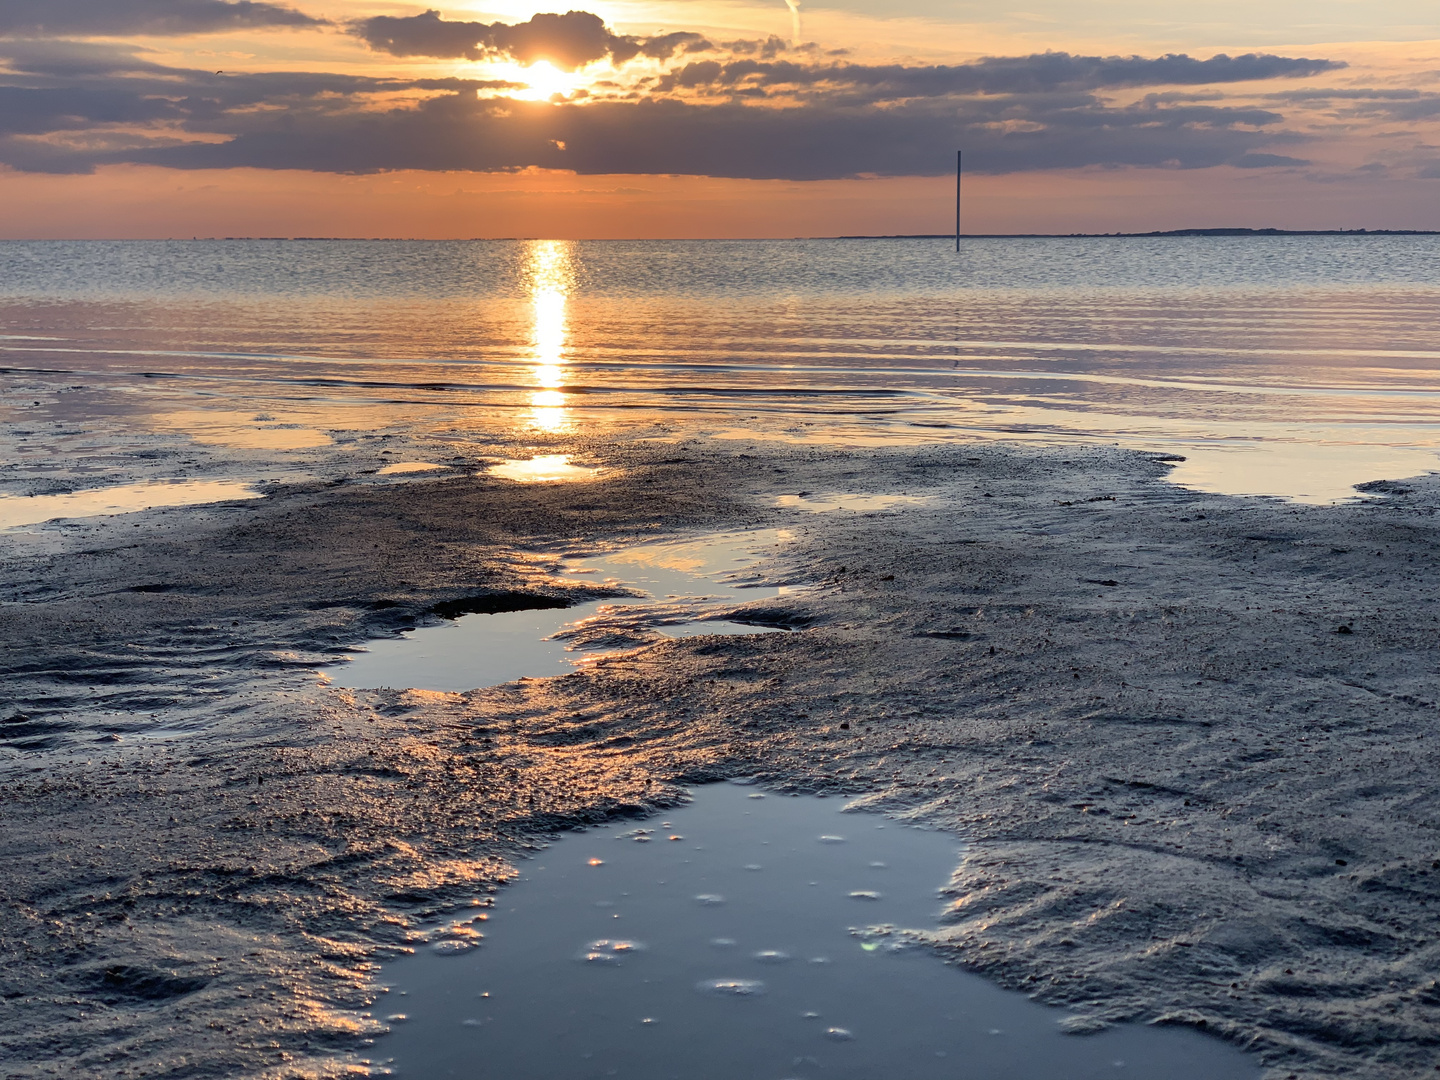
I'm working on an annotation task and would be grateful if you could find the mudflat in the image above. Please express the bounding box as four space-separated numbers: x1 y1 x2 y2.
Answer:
2 437 1437 1080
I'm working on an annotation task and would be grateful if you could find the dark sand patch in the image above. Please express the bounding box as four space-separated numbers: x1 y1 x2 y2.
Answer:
2 440 1438 1079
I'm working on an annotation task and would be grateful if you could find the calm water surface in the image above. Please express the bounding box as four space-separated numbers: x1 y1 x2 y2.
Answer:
327 528 792 692
2 237 1438 501
376 782 1258 1080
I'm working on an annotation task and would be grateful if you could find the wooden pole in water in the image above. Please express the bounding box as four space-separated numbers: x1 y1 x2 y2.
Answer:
955 150 962 251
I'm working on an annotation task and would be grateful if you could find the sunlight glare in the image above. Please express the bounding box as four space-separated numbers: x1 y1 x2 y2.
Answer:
525 239 575 432
519 60 583 100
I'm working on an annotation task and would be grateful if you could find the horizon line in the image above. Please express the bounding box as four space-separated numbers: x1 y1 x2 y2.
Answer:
1 228 1437 242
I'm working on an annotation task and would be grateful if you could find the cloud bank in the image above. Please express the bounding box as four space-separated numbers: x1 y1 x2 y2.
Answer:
0 8 1358 180
0 0 323 36
355 10 710 70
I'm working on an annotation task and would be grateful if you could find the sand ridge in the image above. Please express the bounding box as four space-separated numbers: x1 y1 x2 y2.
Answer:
1 439 1438 1079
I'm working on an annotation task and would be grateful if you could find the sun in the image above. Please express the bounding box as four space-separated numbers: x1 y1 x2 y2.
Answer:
468 57 592 102
517 60 583 101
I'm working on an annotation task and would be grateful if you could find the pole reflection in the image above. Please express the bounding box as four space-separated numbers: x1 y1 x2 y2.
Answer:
525 240 574 432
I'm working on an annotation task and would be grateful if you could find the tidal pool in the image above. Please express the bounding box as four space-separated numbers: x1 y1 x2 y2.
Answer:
374 782 1257 1080
0 478 260 530
327 530 793 692
486 454 603 483
773 492 934 513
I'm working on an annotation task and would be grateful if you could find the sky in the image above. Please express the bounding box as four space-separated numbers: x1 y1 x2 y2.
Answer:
0 0 1437 236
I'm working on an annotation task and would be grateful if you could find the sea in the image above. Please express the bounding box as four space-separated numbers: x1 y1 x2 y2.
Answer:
2 235 1439 503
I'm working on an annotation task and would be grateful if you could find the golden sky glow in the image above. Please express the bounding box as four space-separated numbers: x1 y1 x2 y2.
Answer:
0 0 1436 235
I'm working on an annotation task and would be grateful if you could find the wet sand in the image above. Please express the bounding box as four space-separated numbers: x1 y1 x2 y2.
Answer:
2 435 1439 1079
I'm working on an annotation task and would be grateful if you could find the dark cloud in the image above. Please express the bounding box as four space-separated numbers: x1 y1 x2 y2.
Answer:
1263 87 1440 123
1266 87 1429 101
1231 152 1310 167
638 32 713 61
719 36 793 60
655 51 1343 99
0 27 1340 181
0 0 323 37
7 86 1304 178
354 10 712 71
0 39 517 151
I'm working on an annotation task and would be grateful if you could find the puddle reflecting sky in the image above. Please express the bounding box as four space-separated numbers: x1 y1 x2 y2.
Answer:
774 492 934 513
328 530 791 692
0 479 259 530
486 454 602 483
376 782 1257 1080
3 237 1440 501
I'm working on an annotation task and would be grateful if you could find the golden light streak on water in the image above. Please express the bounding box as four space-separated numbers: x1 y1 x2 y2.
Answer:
525 239 575 433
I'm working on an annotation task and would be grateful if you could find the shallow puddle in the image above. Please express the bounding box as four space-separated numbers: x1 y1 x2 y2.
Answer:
774 492 934 513
374 782 1256 1080
1163 441 1439 504
378 461 444 475
149 409 332 450
0 479 260 530
487 454 603 483
327 530 792 692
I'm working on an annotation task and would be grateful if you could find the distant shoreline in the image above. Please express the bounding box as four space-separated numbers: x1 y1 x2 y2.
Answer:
835 228 1440 239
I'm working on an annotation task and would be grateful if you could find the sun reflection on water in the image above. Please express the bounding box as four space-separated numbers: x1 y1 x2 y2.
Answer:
526 239 574 433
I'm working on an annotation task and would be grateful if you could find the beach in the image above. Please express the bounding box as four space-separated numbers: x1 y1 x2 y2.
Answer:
3 0 1440 1057
3 428 1439 1079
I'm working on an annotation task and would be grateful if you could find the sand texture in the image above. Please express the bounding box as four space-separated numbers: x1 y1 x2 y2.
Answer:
2 440 1438 1079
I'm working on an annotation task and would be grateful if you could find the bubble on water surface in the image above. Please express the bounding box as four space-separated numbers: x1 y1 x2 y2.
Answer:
580 939 645 964
696 978 766 997
385 1014 408 1023
817 835 845 844
590 939 645 953
694 894 725 905
753 950 792 964
848 890 882 900
824 1027 855 1041
431 940 478 955
710 938 737 948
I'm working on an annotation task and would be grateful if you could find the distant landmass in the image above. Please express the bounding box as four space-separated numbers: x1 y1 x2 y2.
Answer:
835 228 1440 238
